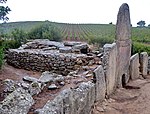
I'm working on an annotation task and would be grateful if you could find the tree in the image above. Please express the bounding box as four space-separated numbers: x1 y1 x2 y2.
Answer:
0 0 11 21
137 20 146 27
109 22 113 24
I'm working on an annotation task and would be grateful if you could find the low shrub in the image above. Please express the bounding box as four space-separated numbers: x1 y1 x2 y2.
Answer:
11 28 27 46
0 46 4 69
88 35 114 47
27 23 62 42
132 42 150 55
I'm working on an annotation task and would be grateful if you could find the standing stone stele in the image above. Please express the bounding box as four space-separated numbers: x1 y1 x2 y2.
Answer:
116 3 132 87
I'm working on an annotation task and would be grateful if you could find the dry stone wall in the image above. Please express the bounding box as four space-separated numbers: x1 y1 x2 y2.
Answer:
6 40 100 75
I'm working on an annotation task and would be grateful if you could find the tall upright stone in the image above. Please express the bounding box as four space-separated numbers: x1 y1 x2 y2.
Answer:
116 3 132 87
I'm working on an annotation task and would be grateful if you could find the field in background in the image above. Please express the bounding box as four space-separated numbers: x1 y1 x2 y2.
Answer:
0 21 150 54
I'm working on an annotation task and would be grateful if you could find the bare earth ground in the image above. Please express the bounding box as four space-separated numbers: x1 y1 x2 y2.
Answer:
1 64 150 114
93 75 150 114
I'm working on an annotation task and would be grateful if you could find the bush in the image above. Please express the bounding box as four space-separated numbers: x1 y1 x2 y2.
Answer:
2 40 21 49
132 42 150 55
27 23 62 41
11 28 27 47
88 35 114 47
0 46 4 69
0 48 4 68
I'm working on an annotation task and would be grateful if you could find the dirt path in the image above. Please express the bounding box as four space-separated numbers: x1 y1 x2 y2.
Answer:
0 63 41 81
93 76 150 114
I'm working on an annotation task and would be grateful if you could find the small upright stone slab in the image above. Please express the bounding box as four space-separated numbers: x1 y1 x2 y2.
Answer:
103 43 118 96
139 52 148 76
129 53 140 80
93 65 106 101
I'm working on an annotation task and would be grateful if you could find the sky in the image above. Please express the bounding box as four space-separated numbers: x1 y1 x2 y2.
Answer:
4 0 150 26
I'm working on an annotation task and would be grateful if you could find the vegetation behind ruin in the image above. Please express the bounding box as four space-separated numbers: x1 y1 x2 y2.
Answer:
0 21 150 68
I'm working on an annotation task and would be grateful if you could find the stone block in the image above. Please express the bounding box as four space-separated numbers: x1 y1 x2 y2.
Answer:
103 43 118 96
129 53 140 80
59 47 72 53
23 76 39 82
35 96 63 114
72 81 95 114
139 52 148 76
93 65 106 102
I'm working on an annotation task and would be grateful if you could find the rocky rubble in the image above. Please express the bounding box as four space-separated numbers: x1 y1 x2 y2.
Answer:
0 88 34 114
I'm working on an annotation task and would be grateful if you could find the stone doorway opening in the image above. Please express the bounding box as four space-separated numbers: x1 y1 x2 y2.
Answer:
122 74 126 88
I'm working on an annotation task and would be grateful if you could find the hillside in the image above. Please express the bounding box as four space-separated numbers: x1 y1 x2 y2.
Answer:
0 21 150 54
0 21 115 41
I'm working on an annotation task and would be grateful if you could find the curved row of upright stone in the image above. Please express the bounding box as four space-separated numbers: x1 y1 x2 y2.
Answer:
103 3 149 97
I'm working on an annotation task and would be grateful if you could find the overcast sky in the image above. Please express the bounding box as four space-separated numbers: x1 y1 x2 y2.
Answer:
5 0 150 26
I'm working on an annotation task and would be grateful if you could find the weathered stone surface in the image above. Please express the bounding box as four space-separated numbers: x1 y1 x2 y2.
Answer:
59 47 72 53
93 65 106 101
22 39 64 49
0 88 34 114
39 71 64 83
48 84 58 90
116 3 131 41
21 82 30 90
73 43 88 50
23 76 39 82
2 79 17 93
148 57 150 74
72 43 89 54
59 89 73 114
72 81 95 114
35 81 95 114
35 99 63 114
129 53 140 80
116 3 132 87
35 89 72 114
102 43 118 96
139 52 148 76
64 41 82 47
39 71 56 83
29 81 43 96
